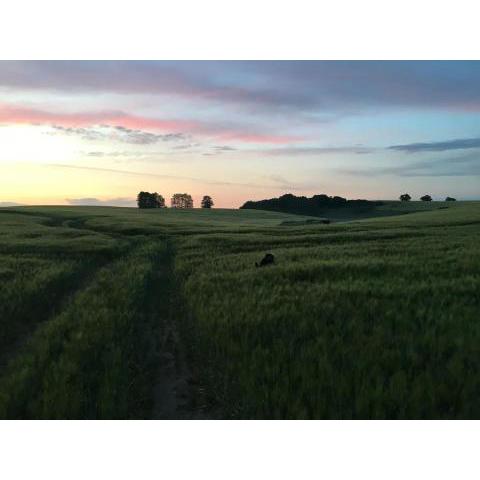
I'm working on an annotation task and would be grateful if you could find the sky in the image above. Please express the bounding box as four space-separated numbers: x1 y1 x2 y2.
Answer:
1 60 479 207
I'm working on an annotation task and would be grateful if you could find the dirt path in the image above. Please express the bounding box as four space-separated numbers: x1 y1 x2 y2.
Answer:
151 324 203 419
148 241 210 420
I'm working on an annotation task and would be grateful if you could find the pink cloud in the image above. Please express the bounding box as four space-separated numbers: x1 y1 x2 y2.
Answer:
0 103 300 145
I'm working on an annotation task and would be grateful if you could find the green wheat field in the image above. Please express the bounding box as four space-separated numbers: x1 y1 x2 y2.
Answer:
0 201 479 419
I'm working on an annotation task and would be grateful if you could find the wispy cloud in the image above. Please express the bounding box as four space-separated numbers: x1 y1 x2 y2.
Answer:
0 102 300 144
65 197 136 207
265 145 374 156
47 163 300 190
339 152 480 177
50 125 188 145
171 143 202 151
389 137 480 153
263 174 321 191
0 201 25 207
214 145 237 152
201 145 238 156
85 151 138 158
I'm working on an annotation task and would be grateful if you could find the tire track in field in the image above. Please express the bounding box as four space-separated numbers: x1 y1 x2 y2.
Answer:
149 240 211 419
58 215 203 418
1 210 211 418
0 211 136 374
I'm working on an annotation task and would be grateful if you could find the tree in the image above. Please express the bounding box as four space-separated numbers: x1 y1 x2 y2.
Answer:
137 191 165 208
332 196 347 205
151 192 165 208
445 196 456 201
201 195 214 208
420 194 432 202
171 193 193 208
137 191 148 208
399 193 411 202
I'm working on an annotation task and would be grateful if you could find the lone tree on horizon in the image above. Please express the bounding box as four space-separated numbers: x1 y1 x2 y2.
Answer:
420 194 432 201
137 191 165 209
201 195 214 208
446 196 457 201
171 193 193 208
399 193 411 202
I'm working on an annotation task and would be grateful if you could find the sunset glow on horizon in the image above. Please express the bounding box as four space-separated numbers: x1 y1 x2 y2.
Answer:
1 61 480 207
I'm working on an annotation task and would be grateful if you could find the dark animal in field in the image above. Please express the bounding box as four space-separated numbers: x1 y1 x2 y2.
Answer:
256 253 275 267
320 219 330 224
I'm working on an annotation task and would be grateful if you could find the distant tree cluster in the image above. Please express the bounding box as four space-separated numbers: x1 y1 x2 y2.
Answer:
240 193 382 216
400 194 457 202
137 191 165 209
171 193 194 208
137 191 215 209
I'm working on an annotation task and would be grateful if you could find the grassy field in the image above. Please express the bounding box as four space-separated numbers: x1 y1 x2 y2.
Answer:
0 201 479 418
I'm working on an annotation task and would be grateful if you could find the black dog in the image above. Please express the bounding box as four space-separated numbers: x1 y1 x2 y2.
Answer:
256 253 275 267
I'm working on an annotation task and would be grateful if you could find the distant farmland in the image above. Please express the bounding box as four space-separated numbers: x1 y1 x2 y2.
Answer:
0 201 479 419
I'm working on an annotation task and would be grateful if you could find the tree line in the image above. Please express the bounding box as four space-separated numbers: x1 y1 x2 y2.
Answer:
240 193 382 216
137 192 214 209
399 194 456 202
240 192 460 216
136 190 458 210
